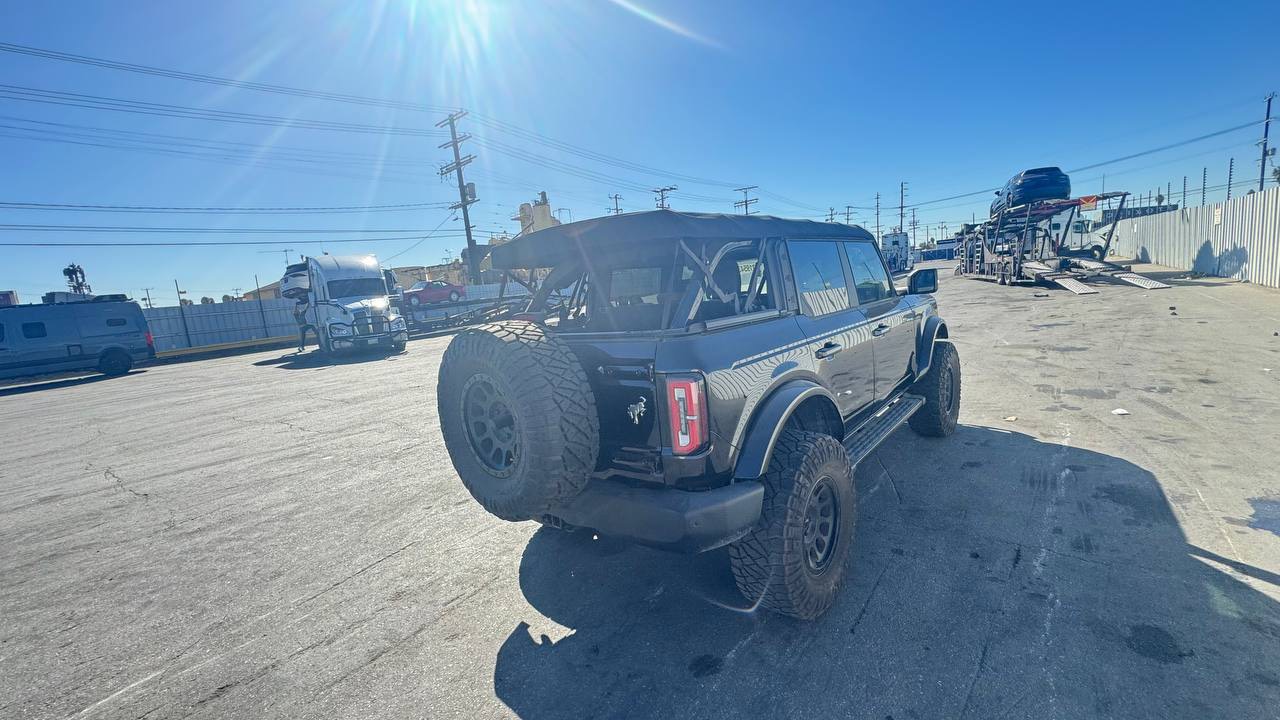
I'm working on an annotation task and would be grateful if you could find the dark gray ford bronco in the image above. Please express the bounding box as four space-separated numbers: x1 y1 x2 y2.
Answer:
438 211 959 619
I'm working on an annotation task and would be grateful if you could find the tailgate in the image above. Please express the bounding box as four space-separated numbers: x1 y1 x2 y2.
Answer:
564 335 662 475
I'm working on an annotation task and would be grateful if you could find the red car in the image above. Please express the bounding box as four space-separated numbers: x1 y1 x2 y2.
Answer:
404 280 465 305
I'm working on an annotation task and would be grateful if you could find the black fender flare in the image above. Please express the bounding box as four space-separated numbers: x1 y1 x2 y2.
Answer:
913 316 949 378
732 379 841 481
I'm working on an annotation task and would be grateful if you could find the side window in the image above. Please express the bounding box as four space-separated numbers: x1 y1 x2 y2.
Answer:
692 243 775 322
843 242 894 305
0 324 5 342
786 241 849 316
609 267 662 305
22 322 47 339
106 318 127 327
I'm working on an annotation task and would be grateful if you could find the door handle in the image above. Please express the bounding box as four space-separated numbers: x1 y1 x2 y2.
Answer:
872 323 890 337
815 341 843 359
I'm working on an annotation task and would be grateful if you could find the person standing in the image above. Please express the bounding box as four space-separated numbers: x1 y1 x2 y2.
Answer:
293 299 315 352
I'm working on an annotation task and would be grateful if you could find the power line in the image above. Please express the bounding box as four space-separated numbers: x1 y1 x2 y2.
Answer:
0 200 455 215
0 84 449 138
0 41 748 190
0 234 466 247
382 212 458 262
0 224 468 234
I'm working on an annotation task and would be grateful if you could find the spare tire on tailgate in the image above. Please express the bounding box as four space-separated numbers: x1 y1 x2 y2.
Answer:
437 320 599 521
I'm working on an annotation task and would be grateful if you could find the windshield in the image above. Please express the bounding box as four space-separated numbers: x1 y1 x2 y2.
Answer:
408 281 429 291
326 278 387 299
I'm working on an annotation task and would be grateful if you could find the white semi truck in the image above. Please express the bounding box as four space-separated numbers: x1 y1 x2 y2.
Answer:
880 231 912 274
280 254 408 353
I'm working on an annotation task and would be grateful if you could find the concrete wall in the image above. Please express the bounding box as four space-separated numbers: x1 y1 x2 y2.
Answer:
1110 185 1280 289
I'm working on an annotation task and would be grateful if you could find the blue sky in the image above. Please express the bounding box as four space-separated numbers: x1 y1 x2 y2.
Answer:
2 0 1277 304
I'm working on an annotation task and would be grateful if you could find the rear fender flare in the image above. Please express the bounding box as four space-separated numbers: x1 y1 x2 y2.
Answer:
913 316 949 377
732 380 841 481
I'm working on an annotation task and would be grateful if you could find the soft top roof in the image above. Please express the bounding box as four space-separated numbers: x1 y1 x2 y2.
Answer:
491 210 874 269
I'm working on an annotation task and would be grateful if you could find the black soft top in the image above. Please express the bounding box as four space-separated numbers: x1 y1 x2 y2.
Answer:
491 209 874 269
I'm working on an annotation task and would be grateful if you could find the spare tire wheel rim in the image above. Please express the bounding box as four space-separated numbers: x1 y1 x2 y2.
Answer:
803 475 840 575
461 373 521 477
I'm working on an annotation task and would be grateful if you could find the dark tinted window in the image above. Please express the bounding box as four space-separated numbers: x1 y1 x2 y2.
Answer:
106 318 127 327
0 324 5 342
22 322 47 339
326 278 387 298
787 241 849 316
843 242 894 305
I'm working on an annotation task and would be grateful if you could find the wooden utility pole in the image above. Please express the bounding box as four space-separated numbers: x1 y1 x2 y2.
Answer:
436 111 479 283
733 186 758 215
653 186 677 209
1259 93 1275 193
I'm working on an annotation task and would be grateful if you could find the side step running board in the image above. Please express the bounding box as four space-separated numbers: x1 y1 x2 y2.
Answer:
843 394 925 466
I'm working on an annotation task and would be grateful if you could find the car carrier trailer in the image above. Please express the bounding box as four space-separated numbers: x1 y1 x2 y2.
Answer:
955 191 1169 294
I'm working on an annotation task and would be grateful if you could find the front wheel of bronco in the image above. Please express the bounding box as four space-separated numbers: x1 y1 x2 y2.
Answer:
908 341 961 437
729 430 856 620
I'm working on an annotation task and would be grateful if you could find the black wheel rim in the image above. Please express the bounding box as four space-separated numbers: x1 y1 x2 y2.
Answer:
939 361 955 415
461 374 520 476
802 476 840 574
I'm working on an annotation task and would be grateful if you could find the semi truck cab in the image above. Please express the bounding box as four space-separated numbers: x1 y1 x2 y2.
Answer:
282 255 408 353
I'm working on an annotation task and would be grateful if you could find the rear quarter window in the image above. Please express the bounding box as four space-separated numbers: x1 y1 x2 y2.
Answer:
22 322 47 339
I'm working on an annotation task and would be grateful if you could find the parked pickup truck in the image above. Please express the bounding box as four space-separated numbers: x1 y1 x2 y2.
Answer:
437 211 959 619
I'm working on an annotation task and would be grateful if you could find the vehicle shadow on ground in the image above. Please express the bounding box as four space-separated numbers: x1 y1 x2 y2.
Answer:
493 425 1280 719
0 370 144 396
252 348 406 370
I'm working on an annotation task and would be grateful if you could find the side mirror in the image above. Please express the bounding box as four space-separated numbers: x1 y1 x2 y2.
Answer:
994 190 1002 196
907 268 937 295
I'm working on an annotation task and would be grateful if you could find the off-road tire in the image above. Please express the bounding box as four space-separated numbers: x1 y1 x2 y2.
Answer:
97 349 132 377
908 341 960 437
728 430 856 620
438 320 599 521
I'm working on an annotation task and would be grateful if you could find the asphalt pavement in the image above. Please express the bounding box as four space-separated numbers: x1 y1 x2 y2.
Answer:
2 262 1278 719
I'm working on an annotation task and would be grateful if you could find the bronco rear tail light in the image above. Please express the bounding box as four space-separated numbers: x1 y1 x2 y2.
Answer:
666 374 707 455
145 331 154 347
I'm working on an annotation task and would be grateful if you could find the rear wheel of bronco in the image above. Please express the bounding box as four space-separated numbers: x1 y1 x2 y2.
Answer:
98 349 132 377
908 341 960 437
438 321 599 522
729 430 855 620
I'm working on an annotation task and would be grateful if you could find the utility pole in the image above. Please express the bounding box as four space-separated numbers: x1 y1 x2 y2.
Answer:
608 194 623 215
733 186 758 215
1182 176 1187 208
1227 157 1234 201
909 208 919 249
898 181 907 233
253 274 270 338
653 186 677 209
1259 92 1275 192
1202 167 1207 205
173 279 192 348
826 207 837 223
874 193 881 239
141 287 154 309
844 205 854 224
436 111 480 284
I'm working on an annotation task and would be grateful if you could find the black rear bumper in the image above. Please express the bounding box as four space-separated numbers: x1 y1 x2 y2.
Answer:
546 478 764 553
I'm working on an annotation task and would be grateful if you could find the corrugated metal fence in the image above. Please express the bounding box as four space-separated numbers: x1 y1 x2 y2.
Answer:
144 298 297 352
1110 185 1280 289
